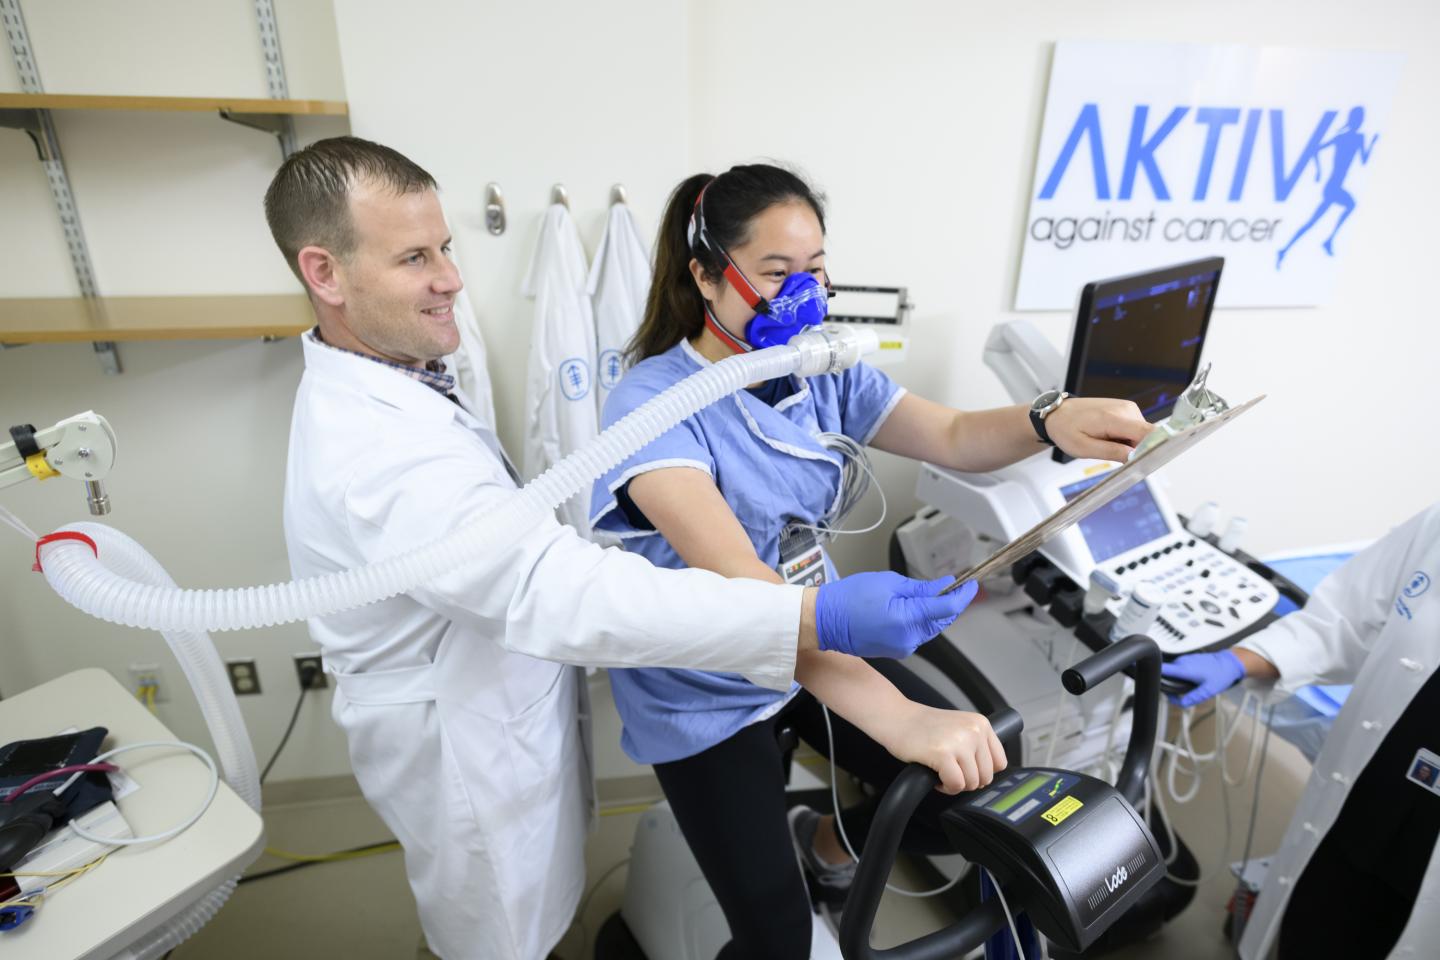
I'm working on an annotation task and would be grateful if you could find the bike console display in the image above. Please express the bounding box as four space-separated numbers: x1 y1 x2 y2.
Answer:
941 766 1163 953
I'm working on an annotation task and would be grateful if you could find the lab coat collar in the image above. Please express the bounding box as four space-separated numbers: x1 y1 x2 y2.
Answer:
301 333 459 425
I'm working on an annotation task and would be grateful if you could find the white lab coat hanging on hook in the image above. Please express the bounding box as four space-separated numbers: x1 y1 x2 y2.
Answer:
588 199 651 416
436 210 496 429
449 283 497 431
522 202 598 536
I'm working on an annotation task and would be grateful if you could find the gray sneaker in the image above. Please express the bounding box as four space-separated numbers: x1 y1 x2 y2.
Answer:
787 805 857 893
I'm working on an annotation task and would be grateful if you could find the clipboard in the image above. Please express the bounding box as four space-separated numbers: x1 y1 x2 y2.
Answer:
939 395 1264 593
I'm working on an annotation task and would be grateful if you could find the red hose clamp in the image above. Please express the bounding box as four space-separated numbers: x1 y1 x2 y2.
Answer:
33 531 98 573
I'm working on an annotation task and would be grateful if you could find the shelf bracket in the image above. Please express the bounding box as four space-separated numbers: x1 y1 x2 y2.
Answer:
0 106 44 160
218 107 296 157
251 0 297 157
92 340 120 374
2 0 121 374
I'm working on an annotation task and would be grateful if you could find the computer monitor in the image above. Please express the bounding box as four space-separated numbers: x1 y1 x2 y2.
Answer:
1063 257 1223 421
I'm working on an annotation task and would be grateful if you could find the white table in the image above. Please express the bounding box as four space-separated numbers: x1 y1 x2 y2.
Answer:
1 668 265 959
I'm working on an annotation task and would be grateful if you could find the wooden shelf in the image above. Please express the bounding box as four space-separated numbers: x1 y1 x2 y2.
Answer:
0 92 347 117
0 295 313 343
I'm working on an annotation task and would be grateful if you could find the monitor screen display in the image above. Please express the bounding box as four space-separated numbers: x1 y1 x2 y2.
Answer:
1060 473 1170 563
1065 258 1222 420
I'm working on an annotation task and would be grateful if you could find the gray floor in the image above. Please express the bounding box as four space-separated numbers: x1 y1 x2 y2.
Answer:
175 684 1310 960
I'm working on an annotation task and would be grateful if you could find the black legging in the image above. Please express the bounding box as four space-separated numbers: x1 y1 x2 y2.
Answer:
651 660 959 960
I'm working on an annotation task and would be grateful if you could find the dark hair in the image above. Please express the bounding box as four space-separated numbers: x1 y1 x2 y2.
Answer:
263 136 437 283
626 164 826 364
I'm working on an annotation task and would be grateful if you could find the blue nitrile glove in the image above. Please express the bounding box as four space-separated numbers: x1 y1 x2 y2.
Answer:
815 572 980 658
1161 650 1247 709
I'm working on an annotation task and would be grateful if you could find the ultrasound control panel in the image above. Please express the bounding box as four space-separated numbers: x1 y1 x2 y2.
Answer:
1064 472 1278 654
1096 533 1279 654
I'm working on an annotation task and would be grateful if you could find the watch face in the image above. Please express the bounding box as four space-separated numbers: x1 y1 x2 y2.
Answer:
1033 389 1062 412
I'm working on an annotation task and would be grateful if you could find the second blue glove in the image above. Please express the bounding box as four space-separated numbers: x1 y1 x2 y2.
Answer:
1161 650 1247 709
815 571 980 659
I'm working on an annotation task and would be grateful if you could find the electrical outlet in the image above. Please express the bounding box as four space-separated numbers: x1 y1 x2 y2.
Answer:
293 654 327 690
226 658 262 696
127 663 166 702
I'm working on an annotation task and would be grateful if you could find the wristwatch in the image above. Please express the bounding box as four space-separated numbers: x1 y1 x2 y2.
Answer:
1029 389 1069 445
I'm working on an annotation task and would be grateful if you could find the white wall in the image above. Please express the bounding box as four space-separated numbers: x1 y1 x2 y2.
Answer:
5 0 1437 783
330 0 692 461
687 0 1440 570
0 1 353 781
0 0 347 297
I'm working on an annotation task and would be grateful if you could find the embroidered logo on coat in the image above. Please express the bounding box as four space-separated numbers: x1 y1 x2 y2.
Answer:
558 358 591 401
1403 571 1430 599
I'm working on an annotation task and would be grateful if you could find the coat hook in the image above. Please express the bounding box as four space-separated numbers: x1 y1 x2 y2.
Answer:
610 183 628 206
484 183 506 236
550 183 569 209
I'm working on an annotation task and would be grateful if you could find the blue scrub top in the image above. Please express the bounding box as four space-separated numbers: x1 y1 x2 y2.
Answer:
589 339 906 764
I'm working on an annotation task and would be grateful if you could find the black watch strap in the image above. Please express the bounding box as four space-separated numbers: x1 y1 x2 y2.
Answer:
1030 406 1055 445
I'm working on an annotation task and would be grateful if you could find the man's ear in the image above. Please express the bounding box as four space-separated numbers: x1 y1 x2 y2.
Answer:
297 246 344 307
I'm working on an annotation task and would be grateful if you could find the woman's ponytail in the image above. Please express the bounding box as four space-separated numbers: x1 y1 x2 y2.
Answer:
626 173 714 366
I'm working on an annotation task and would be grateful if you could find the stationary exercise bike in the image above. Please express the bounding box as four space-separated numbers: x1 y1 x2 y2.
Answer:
840 635 1165 959
598 635 1166 959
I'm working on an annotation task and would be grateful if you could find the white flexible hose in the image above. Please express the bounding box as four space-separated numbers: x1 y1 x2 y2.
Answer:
41 328 873 634
105 880 234 960
28 326 875 960
63 517 262 960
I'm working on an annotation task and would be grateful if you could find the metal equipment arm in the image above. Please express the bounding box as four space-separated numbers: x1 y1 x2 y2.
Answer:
1 411 115 515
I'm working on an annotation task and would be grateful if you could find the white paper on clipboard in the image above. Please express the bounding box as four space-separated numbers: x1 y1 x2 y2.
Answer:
941 395 1265 593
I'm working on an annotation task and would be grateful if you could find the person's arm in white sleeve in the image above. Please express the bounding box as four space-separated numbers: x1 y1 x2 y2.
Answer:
497 518 809 690
1236 507 1432 696
343 433 811 689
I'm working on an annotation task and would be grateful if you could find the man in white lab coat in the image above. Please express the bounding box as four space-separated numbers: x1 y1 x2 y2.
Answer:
264 137 984 960
1163 503 1440 959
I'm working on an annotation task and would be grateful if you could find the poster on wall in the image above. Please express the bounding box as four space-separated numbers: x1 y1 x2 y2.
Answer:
1014 42 1404 310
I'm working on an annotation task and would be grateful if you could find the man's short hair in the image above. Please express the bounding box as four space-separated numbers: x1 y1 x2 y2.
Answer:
263 136 437 282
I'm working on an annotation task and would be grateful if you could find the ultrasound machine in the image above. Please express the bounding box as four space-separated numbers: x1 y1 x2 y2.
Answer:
913 257 1299 662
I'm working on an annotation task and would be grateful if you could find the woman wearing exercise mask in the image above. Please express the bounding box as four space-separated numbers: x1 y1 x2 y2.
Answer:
591 164 1151 958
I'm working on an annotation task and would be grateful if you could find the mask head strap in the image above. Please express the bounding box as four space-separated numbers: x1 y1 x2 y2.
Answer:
689 180 771 315
702 303 752 354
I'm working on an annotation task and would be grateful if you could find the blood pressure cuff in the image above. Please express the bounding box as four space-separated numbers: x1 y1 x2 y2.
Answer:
0 727 113 825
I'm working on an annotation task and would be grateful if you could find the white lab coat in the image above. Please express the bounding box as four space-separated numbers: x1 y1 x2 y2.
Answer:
587 201 651 416
1237 503 1440 960
448 283 497 431
283 335 804 960
522 203 597 536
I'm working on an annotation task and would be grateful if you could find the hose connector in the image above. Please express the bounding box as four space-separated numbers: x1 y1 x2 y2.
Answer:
789 324 880 377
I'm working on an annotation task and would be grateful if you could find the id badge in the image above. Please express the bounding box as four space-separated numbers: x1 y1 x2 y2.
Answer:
1406 747 1440 796
778 523 827 587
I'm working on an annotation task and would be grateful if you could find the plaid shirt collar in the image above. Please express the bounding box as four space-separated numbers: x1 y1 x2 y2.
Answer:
308 327 455 396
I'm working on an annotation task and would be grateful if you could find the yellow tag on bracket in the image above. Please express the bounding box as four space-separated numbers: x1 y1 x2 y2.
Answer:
1041 795 1083 826
24 452 59 480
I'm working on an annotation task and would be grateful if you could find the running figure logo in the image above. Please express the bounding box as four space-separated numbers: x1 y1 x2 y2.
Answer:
1276 106 1380 268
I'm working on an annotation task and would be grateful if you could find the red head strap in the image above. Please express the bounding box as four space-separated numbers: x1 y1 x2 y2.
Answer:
690 180 770 315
